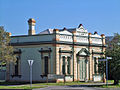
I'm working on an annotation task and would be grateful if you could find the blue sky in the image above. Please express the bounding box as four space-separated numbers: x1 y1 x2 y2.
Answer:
0 0 120 36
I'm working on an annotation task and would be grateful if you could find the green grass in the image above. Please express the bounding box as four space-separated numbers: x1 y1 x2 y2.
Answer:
100 84 120 88
108 80 120 83
0 81 89 86
2 81 120 89
32 81 90 86
0 81 90 89
108 80 114 83
0 85 46 89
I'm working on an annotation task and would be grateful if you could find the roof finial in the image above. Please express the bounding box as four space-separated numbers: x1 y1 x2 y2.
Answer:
63 27 67 30
78 24 83 28
94 31 98 34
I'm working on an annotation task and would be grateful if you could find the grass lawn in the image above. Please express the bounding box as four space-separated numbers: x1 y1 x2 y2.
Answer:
0 81 90 86
32 81 90 86
1 80 119 89
0 85 46 89
100 84 120 88
108 80 114 83
0 81 90 89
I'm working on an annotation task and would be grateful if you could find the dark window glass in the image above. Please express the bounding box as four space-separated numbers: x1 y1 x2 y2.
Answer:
94 57 97 74
62 56 65 74
15 57 19 75
67 57 70 74
44 56 49 75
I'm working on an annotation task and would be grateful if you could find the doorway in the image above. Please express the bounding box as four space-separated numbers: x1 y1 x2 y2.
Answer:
79 59 86 81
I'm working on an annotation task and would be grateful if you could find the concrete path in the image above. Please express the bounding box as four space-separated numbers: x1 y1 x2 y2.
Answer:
33 83 120 90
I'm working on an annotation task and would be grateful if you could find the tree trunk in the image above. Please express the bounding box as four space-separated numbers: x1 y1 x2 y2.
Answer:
114 79 119 85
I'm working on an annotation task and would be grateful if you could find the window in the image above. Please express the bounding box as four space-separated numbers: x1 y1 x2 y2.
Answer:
0 61 6 71
67 57 70 74
94 57 97 74
44 56 49 75
62 56 65 74
15 57 19 75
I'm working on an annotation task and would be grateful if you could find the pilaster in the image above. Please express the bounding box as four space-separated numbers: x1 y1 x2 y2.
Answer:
77 60 80 81
101 34 106 57
60 57 62 75
96 57 99 74
86 57 89 81
72 31 77 81
70 58 73 75
88 33 93 80
53 29 60 75
65 57 67 75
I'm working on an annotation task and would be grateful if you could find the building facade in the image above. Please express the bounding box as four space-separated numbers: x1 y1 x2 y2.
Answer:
6 18 105 82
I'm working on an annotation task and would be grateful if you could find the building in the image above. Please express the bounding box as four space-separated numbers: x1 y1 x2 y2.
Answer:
5 18 106 82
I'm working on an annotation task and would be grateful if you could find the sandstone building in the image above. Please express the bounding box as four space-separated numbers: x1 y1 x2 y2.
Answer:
2 18 106 82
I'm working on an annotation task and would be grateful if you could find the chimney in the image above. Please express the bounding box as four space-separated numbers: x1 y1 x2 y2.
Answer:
28 18 36 35
8 32 12 36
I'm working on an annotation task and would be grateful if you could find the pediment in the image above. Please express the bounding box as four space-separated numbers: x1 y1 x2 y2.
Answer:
77 48 90 56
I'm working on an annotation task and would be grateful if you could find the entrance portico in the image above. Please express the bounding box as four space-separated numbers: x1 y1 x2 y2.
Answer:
77 48 90 81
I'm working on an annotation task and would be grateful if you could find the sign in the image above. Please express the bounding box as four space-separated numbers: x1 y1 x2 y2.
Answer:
48 74 64 79
93 75 102 82
48 74 56 79
106 57 112 59
56 75 64 79
28 60 34 88
98 59 107 61
28 60 34 66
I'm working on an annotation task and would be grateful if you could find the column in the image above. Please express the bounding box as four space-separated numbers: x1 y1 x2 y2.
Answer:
42 58 44 74
53 29 60 75
77 60 80 81
49 58 51 74
60 57 62 75
72 31 77 81
86 57 89 81
96 57 99 74
88 33 93 80
70 58 73 75
101 34 106 57
65 57 67 75
93 57 95 75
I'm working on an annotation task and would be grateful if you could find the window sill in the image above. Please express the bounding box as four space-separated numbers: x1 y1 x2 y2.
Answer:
40 74 47 78
11 75 22 78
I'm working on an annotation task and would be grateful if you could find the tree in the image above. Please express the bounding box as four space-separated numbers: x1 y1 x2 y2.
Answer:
0 26 16 80
106 34 120 85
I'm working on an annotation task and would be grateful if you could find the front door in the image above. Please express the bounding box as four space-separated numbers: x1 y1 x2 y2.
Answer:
79 59 86 81
44 56 48 75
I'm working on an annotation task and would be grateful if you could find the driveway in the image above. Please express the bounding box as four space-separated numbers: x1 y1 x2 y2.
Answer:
34 83 120 90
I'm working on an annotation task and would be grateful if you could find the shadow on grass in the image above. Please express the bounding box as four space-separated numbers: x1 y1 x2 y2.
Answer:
0 82 29 86
67 83 113 88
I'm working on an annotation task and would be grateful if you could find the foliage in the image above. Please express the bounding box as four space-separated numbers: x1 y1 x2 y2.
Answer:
0 26 16 64
98 57 106 74
105 34 120 85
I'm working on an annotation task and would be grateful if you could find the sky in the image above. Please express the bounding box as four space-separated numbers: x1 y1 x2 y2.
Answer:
0 0 120 36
